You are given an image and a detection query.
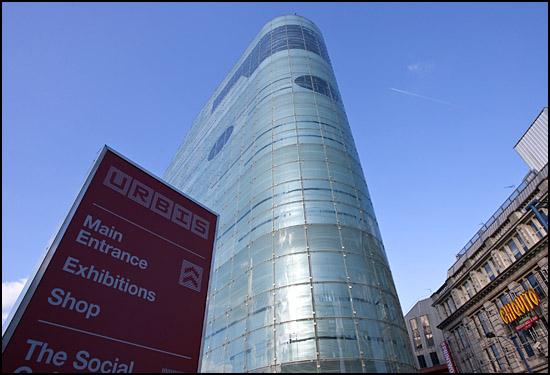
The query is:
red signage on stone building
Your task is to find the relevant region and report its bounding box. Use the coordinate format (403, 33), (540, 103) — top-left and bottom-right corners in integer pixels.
(2, 146), (217, 373)
(440, 340), (457, 373)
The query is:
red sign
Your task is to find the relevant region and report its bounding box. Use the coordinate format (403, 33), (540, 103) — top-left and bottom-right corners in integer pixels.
(2, 146), (217, 373)
(440, 340), (457, 373)
(515, 315), (539, 331)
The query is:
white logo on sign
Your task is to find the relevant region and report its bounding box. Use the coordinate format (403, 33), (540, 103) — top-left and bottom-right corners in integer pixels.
(179, 260), (203, 292)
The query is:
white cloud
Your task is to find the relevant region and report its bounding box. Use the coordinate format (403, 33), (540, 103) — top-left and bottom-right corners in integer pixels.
(407, 61), (435, 74)
(2, 278), (27, 325)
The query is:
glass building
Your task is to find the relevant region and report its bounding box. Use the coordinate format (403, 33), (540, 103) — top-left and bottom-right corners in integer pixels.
(164, 15), (415, 373)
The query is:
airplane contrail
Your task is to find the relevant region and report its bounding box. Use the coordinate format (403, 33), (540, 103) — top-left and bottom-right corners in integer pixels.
(390, 87), (455, 107)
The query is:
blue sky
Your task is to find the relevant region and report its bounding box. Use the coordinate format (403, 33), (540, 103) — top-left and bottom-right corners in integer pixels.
(2, 2), (548, 323)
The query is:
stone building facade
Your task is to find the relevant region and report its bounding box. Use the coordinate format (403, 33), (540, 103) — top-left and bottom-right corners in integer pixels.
(431, 108), (548, 373)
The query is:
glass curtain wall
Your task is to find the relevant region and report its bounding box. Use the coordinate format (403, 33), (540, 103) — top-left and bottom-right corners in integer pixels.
(164, 15), (415, 373)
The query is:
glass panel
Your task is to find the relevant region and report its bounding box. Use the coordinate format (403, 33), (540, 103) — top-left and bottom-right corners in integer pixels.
(357, 319), (393, 360)
(273, 180), (302, 207)
(275, 320), (316, 362)
(249, 233), (273, 267)
(307, 224), (342, 251)
(319, 360), (363, 373)
(417, 354), (427, 368)
(227, 303), (246, 341)
(310, 252), (347, 282)
(465, 281), (474, 298)
(215, 261), (232, 291)
(516, 330), (535, 357)
(275, 253), (310, 287)
(364, 361), (390, 372)
(246, 327), (274, 369)
(490, 258), (501, 275)
(317, 318), (359, 358)
(530, 220), (543, 239)
(204, 346), (225, 373)
(346, 253), (375, 285)
(301, 160), (330, 180)
(247, 292), (273, 331)
(351, 285), (383, 320)
(212, 287), (229, 319)
(516, 234), (529, 251)
(274, 225), (307, 256)
(275, 284), (313, 322)
(273, 162), (301, 185)
(409, 318), (422, 349)
(313, 283), (353, 317)
(230, 272), (248, 308)
(302, 181), (333, 202)
(485, 263), (495, 281)
(457, 327), (467, 348)
(477, 312), (490, 335)
(210, 315), (228, 349)
(527, 273), (546, 298)
(299, 143), (326, 162)
(250, 261), (273, 296)
(227, 337), (245, 372)
(232, 247), (249, 279)
(419, 315), (434, 347)
(340, 226), (364, 254)
(491, 344), (506, 370)
(273, 201), (304, 230)
(305, 201), (338, 224)
(507, 239), (522, 260)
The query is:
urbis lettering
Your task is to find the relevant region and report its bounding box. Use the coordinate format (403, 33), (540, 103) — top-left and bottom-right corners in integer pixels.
(103, 165), (210, 240)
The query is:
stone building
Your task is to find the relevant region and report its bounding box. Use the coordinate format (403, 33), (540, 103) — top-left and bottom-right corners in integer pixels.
(431, 108), (548, 373)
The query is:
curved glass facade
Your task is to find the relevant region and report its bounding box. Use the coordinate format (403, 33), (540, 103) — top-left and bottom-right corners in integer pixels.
(164, 15), (415, 373)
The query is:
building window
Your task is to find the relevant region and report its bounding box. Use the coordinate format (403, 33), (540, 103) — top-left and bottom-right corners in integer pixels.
(485, 348), (497, 372)
(484, 310), (496, 331)
(445, 299), (455, 314)
(417, 354), (427, 368)
(538, 267), (548, 285)
(457, 327), (467, 348)
(517, 330), (536, 357)
(530, 220), (544, 239)
(507, 239), (522, 260)
(410, 318), (422, 349)
(499, 293), (509, 307)
(516, 233), (529, 251)
(420, 315), (435, 347)
(471, 314), (485, 339)
(484, 262), (496, 281)
(467, 357), (477, 373)
(477, 311), (490, 335)
(490, 258), (501, 275)
(525, 324), (540, 343)
(491, 344), (506, 370)
(465, 281), (474, 298)
(500, 246), (515, 264)
(526, 272), (546, 298)
(429, 351), (440, 366)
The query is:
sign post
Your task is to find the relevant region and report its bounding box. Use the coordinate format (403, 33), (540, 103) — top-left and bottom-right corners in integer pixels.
(2, 146), (217, 373)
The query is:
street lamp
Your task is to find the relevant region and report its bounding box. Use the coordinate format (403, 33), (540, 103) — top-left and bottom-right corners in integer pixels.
(486, 332), (532, 373)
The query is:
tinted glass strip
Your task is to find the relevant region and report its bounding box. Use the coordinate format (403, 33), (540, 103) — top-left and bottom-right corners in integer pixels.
(212, 25), (330, 113)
